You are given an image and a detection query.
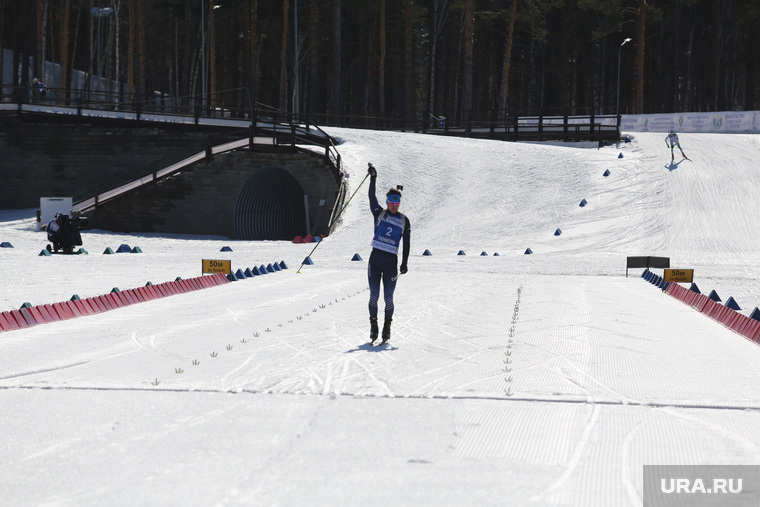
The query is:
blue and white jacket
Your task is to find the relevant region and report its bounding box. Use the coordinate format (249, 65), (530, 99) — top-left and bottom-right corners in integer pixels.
(369, 179), (411, 264)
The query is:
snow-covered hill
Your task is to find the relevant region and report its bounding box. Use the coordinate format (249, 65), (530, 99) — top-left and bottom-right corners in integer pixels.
(1, 130), (760, 506)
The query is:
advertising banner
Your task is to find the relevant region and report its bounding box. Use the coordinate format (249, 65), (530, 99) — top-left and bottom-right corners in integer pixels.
(621, 111), (760, 133)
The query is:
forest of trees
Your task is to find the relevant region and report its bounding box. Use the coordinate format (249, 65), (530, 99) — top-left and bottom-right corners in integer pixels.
(1, 0), (759, 129)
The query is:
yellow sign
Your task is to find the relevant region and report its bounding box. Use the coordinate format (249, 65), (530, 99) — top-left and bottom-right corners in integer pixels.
(202, 259), (231, 274)
(664, 269), (693, 283)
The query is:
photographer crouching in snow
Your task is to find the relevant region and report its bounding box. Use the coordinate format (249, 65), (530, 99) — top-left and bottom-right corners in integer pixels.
(46, 212), (84, 254)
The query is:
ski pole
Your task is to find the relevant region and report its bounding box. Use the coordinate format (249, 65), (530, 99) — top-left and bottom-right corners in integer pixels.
(296, 166), (372, 273)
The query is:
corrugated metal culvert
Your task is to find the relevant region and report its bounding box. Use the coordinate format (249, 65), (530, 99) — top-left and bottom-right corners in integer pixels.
(234, 166), (306, 240)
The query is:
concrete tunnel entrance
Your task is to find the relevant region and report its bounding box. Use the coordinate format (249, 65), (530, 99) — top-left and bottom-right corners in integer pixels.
(234, 166), (306, 240)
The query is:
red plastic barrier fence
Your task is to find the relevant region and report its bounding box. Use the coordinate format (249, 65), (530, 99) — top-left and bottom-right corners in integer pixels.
(1, 270), (234, 334)
(15, 310), (30, 327)
(29, 306), (46, 323)
(0, 311), (16, 331)
(663, 282), (760, 346)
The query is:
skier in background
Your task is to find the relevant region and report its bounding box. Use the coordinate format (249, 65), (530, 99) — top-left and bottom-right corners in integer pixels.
(366, 164), (411, 345)
(665, 130), (687, 162)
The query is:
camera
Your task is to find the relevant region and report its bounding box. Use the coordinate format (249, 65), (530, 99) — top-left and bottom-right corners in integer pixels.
(70, 210), (89, 229)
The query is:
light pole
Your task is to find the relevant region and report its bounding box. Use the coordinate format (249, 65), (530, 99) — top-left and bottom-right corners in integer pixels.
(616, 37), (632, 117)
(201, 2), (221, 110)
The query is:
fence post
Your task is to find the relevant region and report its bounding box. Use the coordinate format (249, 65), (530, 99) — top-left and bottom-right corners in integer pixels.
(538, 112), (544, 141)
(563, 113), (569, 138)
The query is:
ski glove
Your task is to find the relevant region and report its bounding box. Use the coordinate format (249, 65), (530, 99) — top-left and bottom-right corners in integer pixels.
(367, 163), (377, 179)
(400, 263), (408, 274)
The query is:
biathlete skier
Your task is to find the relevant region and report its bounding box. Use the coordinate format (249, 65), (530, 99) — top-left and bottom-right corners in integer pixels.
(366, 164), (411, 344)
(665, 130), (687, 162)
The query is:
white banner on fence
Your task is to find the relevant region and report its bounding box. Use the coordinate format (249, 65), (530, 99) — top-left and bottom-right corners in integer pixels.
(519, 116), (618, 126)
(621, 111), (760, 133)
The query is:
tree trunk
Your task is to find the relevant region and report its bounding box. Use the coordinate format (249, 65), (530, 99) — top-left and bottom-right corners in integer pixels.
(60, 0), (71, 98)
(500, 0), (517, 120)
(451, 11), (464, 122)
(35, 0), (43, 80)
(180, 0), (191, 105)
(0, 2), (4, 87)
(247, 0), (258, 112)
(209, 0), (217, 107)
(308, 0), (319, 116)
(137, 0), (146, 100)
(127, 0), (135, 101)
(379, 0), (386, 117)
(279, 0), (289, 111)
(635, 0), (645, 113)
(104, 0), (115, 96)
(428, 0), (449, 119)
(712, 0), (724, 110)
(170, 8), (176, 101)
(88, 0), (94, 95)
(114, 0), (121, 101)
(746, 14), (758, 110)
(684, 18), (696, 111)
(331, 0), (341, 122)
(462, 0), (474, 121)
(403, 0), (413, 128)
(70, 1), (82, 91)
(363, 19), (375, 122)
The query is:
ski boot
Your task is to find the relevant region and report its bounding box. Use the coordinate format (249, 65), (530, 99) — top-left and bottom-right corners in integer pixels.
(369, 317), (379, 344)
(381, 318), (392, 344)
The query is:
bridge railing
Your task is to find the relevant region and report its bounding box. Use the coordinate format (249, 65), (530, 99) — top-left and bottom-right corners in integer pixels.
(0, 89), (339, 217)
(69, 122), (343, 216)
(3, 84), (620, 145)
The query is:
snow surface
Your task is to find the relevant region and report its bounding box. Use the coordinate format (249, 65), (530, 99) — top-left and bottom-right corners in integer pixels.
(2, 129), (760, 506)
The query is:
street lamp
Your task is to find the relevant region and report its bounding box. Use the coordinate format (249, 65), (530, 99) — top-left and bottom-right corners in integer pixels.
(616, 37), (632, 118)
(201, 2), (221, 110)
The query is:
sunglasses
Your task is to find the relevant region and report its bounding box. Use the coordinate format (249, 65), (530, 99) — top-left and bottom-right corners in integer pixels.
(387, 195), (401, 204)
